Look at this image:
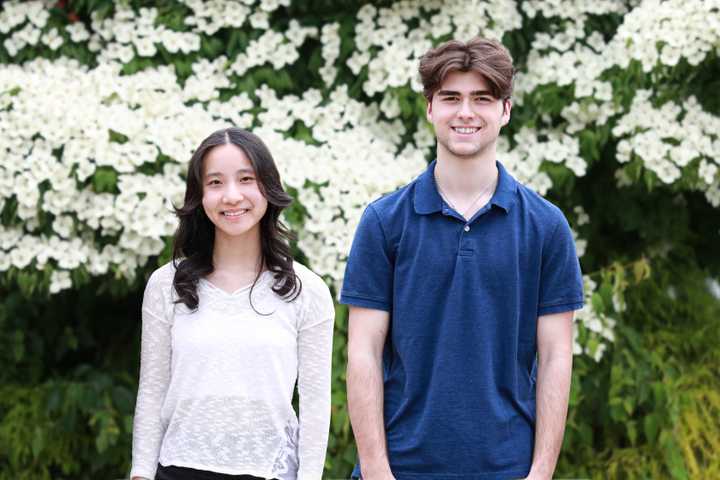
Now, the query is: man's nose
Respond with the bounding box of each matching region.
[457,98,475,118]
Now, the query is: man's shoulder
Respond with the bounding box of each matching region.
[513,181,568,229]
[365,176,419,220]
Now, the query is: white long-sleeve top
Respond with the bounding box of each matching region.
[130,261,334,480]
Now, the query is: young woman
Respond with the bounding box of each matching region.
[130,128,334,480]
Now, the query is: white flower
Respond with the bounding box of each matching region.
[574,205,590,226]
[28,8,49,29]
[380,92,401,119]
[49,270,73,294]
[699,160,718,184]
[249,11,269,29]
[10,245,34,269]
[53,215,75,238]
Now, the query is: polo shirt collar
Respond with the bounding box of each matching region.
[491,161,518,213]
[414,159,518,215]
[413,160,443,215]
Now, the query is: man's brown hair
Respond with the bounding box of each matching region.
[418,37,514,101]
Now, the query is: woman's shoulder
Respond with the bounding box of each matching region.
[145,260,177,292]
[141,261,179,319]
[292,261,335,324]
[292,261,333,302]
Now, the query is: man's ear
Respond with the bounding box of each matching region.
[501,98,512,126]
[426,99,433,122]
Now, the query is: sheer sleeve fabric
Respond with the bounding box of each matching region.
[130,271,173,480]
[296,276,334,480]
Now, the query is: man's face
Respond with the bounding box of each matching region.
[426,70,511,160]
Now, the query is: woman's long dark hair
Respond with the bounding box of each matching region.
[172,127,301,311]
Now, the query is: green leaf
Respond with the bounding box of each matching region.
[579,130,600,161]
[643,169,656,191]
[92,167,118,193]
[643,413,659,442]
[17,271,38,297]
[32,426,45,459]
[12,330,25,361]
[626,420,638,446]
[591,292,605,313]
[661,433,689,480]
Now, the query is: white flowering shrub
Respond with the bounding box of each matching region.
[1,1,719,476]
[2,0,719,360]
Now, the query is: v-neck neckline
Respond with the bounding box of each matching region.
[200,270,269,296]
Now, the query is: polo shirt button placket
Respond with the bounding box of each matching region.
[458,222,474,257]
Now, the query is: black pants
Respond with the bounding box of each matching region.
[155,464,277,480]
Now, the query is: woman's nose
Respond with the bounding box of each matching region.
[222,183,244,203]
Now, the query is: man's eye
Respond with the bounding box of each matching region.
[475,96,493,103]
[442,96,459,102]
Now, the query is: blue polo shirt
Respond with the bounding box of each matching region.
[341,160,584,480]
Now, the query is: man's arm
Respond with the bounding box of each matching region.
[527,310,574,480]
[347,306,395,480]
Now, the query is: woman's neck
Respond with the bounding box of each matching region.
[211,229,263,276]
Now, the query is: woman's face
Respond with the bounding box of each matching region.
[201,143,268,241]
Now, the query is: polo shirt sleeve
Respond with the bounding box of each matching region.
[538,216,584,316]
[340,204,393,312]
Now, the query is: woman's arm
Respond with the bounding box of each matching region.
[296,286,334,480]
[129,275,173,480]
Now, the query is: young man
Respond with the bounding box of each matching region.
[342,38,584,480]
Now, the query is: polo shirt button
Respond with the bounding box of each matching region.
[464,224,470,232]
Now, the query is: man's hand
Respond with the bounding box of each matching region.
[364,474,397,480]
[360,463,397,480]
[522,472,551,480]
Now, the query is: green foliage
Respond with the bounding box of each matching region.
[325,303,356,477]
[557,258,720,479]
[91,166,119,194]
[0,284,141,479]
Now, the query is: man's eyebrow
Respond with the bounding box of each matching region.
[436,90,460,96]
[436,89,494,96]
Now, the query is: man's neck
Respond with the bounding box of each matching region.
[435,147,498,198]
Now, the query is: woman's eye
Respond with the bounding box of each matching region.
[207,179,221,186]
[240,176,254,183]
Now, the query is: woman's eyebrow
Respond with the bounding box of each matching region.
[205,168,254,177]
